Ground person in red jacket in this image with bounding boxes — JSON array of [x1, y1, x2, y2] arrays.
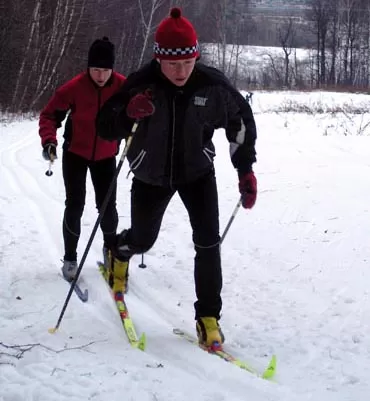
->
[[39, 37, 126, 281]]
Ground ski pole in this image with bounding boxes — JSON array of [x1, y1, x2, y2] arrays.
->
[[220, 197, 242, 244], [138, 254, 147, 268], [49, 122, 138, 334], [45, 154, 55, 176]]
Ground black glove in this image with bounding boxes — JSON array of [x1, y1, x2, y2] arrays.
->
[[42, 143, 57, 161]]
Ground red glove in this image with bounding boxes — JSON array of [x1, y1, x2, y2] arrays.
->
[[238, 172, 257, 209], [126, 91, 155, 120]]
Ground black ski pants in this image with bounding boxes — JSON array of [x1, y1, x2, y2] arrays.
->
[[62, 151, 118, 261], [119, 170, 222, 320]]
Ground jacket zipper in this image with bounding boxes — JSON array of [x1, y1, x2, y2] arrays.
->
[[170, 97, 176, 188], [91, 89, 101, 160]]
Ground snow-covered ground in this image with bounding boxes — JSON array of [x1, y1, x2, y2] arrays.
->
[[203, 43, 310, 65], [202, 43, 313, 82], [1, 91, 370, 400]]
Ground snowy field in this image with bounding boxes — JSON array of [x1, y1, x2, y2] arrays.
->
[[1, 91, 370, 400], [202, 43, 313, 80]]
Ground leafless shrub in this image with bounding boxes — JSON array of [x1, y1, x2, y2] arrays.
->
[[270, 99, 370, 115]]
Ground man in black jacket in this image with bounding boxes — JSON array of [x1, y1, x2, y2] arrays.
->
[[96, 7, 257, 348]]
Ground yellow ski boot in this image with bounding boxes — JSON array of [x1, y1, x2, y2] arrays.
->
[[196, 317, 225, 349]]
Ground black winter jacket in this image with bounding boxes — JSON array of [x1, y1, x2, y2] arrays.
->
[[96, 60, 257, 187]]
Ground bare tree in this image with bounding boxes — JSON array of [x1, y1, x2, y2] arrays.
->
[[278, 18, 296, 88], [307, 0, 332, 86], [11, 0, 41, 110], [5, 0, 370, 114], [137, 0, 166, 68], [327, 0, 339, 85], [30, 0, 82, 109], [204, 0, 252, 83]]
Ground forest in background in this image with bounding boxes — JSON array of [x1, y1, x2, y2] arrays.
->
[[1, 0, 370, 113]]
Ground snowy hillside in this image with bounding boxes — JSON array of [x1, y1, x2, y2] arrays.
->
[[1, 91, 370, 400]]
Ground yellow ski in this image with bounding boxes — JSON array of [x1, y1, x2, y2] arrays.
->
[[173, 328, 276, 379], [98, 263, 146, 351]]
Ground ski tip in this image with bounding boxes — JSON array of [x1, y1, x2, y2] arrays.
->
[[138, 332, 146, 351], [48, 327, 58, 334], [73, 284, 89, 302], [262, 354, 277, 380], [131, 332, 146, 351], [80, 290, 89, 302]]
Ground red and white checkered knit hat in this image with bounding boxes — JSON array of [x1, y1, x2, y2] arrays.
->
[[154, 7, 199, 60]]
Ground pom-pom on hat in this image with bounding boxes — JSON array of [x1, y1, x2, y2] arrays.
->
[[154, 7, 199, 60], [88, 36, 115, 69]]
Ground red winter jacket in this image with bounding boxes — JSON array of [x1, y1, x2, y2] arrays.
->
[[39, 71, 125, 161]]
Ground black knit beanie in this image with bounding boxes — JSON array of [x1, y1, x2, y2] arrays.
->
[[88, 37, 115, 69]]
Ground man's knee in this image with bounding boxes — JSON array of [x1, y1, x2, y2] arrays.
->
[[65, 199, 85, 216], [116, 229, 155, 257], [193, 233, 220, 250], [100, 205, 118, 230]]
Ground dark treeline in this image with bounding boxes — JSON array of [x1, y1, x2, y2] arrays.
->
[[1, 0, 370, 113]]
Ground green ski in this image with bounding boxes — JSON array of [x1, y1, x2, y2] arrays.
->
[[173, 328, 276, 380], [98, 262, 146, 351]]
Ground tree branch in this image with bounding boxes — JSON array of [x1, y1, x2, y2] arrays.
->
[[0, 340, 104, 361]]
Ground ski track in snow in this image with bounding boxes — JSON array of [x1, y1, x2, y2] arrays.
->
[[0, 122, 283, 401], [1, 96, 370, 401]]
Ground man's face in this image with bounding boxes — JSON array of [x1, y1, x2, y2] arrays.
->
[[160, 58, 196, 86], [89, 67, 112, 87]]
